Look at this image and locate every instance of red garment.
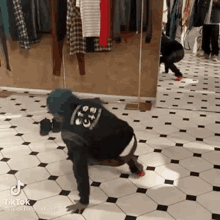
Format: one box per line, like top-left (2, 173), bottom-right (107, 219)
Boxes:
top-left (99, 0), bottom-right (110, 47)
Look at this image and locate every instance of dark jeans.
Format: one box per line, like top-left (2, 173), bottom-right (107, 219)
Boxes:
top-left (160, 49), bottom-right (184, 77)
top-left (202, 24), bottom-right (219, 56)
top-left (88, 134), bottom-right (144, 175)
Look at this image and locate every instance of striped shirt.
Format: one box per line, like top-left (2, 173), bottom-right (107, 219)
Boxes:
top-left (76, 0), bottom-right (101, 38)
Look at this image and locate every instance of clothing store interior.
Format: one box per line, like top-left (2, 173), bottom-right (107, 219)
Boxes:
top-left (0, 0), bottom-right (220, 220)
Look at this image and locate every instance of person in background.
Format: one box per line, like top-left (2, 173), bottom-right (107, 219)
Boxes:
top-left (200, 0), bottom-right (220, 61)
top-left (160, 32), bottom-right (185, 81)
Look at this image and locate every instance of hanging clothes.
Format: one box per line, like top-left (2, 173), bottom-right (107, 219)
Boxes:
top-left (66, 0), bottom-right (112, 55)
top-left (0, 1), bottom-right (11, 70)
top-left (99, 0), bottom-right (111, 47)
top-left (76, 0), bottom-right (101, 38)
top-left (38, 0), bottom-right (50, 32)
top-left (163, 0), bottom-right (168, 24)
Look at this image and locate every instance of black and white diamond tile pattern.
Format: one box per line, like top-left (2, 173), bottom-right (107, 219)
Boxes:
top-left (157, 54), bottom-right (220, 112)
top-left (0, 91), bottom-right (220, 220)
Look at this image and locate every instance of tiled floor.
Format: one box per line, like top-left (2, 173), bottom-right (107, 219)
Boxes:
top-left (0, 55), bottom-right (220, 220)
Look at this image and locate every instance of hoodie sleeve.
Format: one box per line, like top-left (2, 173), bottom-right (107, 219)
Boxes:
top-left (62, 131), bottom-right (90, 205)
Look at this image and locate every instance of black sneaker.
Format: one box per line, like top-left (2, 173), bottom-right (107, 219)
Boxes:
top-left (40, 118), bottom-right (52, 136)
top-left (52, 118), bottom-right (61, 133)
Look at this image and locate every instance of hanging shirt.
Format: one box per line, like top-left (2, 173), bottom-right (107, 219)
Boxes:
top-left (75, 0), bottom-right (101, 38)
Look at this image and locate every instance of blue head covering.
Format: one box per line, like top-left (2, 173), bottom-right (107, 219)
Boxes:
top-left (47, 88), bottom-right (81, 115)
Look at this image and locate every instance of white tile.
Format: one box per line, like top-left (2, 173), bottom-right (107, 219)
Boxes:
top-left (0, 174), bottom-right (17, 192)
top-left (21, 132), bottom-right (50, 143)
top-left (29, 140), bottom-right (59, 152)
top-left (139, 152), bottom-right (170, 167)
top-left (135, 130), bottom-right (160, 140)
top-left (146, 184), bottom-right (186, 205)
top-left (162, 147), bottom-right (193, 160)
top-left (24, 180), bottom-right (61, 200)
top-left (129, 170), bottom-right (165, 189)
top-left (52, 214), bottom-right (85, 220)
top-left (197, 191), bottom-right (220, 214)
top-left (155, 164), bottom-right (190, 180)
top-left (147, 137), bottom-right (176, 149)
top-left (33, 195), bottom-right (72, 219)
top-left (117, 193), bottom-right (157, 216)
top-left (100, 178), bottom-right (137, 198)
top-left (83, 203), bottom-right (126, 220)
top-left (0, 136), bottom-right (24, 146)
top-left (37, 149), bottom-right (67, 164)
top-left (15, 166), bottom-right (50, 185)
top-left (153, 125), bottom-right (179, 135)
top-left (46, 160), bottom-right (73, 176)
top-left (200, 169), bottom-right (220, 186)
top-left (174, 176), bottom-right (212, 195)
top-left (8, 155), bottom-right (40, 170)
top-left (202, 151), bottom-right (220, 165)
top-left (180, 157), bottom-right (213, 172)
top-left (88, 165), bottom-right (121, 183)
top-left (167, 132), bottom-right (195, 144)
top-left (168, 200), bottom-right (211, 220)
top-left (0, 162), bottom-right (11, 175)
top-left (56, 173), bottom-right (78, 191)
top-left (183, 142), bottom-right (214, 154)
top-left (1, 145), bottom-right (31, 158)
top-left (135, 142), bottom-right (154, 155)
top-left (68, 186), bottom-right (108, 208)
top-left (137, 210), bottom-right (175, 220)
top-left (204, 136), bottom-right (220, 147)
top-left (187, 128), bottom-right (214, 138)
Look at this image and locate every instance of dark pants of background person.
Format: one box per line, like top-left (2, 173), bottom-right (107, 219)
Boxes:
top-left (160, 50), bottom-right (184, 77)
top-left (202, 24), bottom-right (219, 56)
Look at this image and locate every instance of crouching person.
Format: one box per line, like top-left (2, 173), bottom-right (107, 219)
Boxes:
top-left (46, 88), bottom-right (145, 214)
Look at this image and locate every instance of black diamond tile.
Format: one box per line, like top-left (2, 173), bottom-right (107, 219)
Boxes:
top-left (48, 137), bottom-right (56, 140)
top-left (26, 199), bottom-right (37, 206)
top-left (24, 91), bottom-right (29, 94)
top-left (22, 142), bottom-right (31, 145)
top-left (165, 122), bottom-right (172, 125)
top-left (125, 216), bottom-right (137, 220)
top-left (186, 195), bottom-right (197, 201)
top-left (35, 100), bottom-right (40, 102)
top-left (154, 149), bottom-right (162, 153)
top-left (29, 95), bottom-right (35, 98)
top-left (179, 129), bottom-right (186, 132)
top-left (160, 134), bottom-right (167, 138)
top-left (200, 114), bottom-right (206, 117)
top-left (193, 153), bottom-right (202, 157)
top-left (198, 125), bottom-right (205, 128)
top-left (152, 116), bottom-right (158, 118)
top-left (1, 158), bottom-right (10, 162)
top-left (26, 115), bottom-right (33, 117)
top-left (215, 148), bottom-right (220, 151)
top-left (119, 99), bottom-right (125, 102)
top-left (214, 165), bottom-right (220, 169)
top-left (146, 166), bottom-right (155, 171)
top-left (7, 170), bottom-right (18, 174)
top-left (183, 118), bottom-right (189, 121)
top-left (0, 148), bottom-right (3, 151)
top-left (15, 103), bottom-right (21, 106)
top-left (176, 143), bottom-right (183, 147)
top-left (20, 109), bottom-right (27, 111)
top-left (190, 172), bottom-right (199, 177)
top-left (171, 160), bottom-right (179, 164)
top-left (112, 107), bottom-right (118, 110)
top-left (196, 138), bottom-right (203, 142)
top-left (137, 188), bottom-right (147, 194)
top-left (212, 213), bottom-right (220, 220)
top-left (216, 121), bottom-right (220, 124)
top-left (213, 186), bottom-right (220, 192)
top-left (169, 112), bottom-right (176, 114)
top-left (133, 120), bottom-right (140, 123)
top-left (16, 133), bottom-right (23, 137)
top-left (41, 105), bottom-right (46, 108)
top-left (122, 113), bottom-right (128, 116)
top-left (5, 118), bottom-right (11, 121)
top-left (30, 152), bottom-right (38, 155)
top-left (215, 133), bottom-right (220, 136)
top-left (10, 98), bottom-right (16, 101)
top-left (146, 127), bottom-right (153, 130)
top-left (172, 105), bottom-right (178, 107)
top-left (57, 146), bottom-right (65, 150)
top-left (0, 112), bottom-right (6, 115)
top-left (120, 174), bottom-right (129, 179)
top-left (10, 126), bottom-right (17, 129)
top-left (106, 197), bottom-right (118, 203)
top-left (48, 175), bottom-right (58, 180)
top-left (165, 179), bottom-right (174, 185)
top-left (91, 181), bottom-right (101, 187)
top-left (38, 163), bottom-right (48, 167)
top-left (157, 204), bottom-right (168, 211)
top-left (59, 190), bottom-right (71, 196)
top-left (139, 140), bottom-right (147, 143)
top-left (33, 122), bottom-right (39, 124)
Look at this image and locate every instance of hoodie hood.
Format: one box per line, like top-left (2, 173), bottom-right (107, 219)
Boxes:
top-left (47, 88), bottom-right (81, 115)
